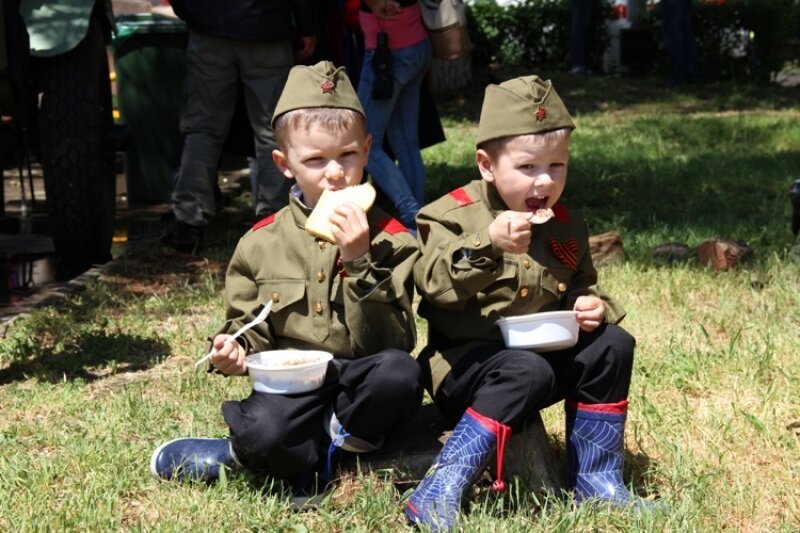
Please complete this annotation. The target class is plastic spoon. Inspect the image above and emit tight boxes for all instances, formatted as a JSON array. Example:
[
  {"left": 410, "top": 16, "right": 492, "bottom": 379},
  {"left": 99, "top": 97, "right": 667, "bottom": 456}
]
[{"left": 194, "top": 301, "right": 273, "bottom": 367}]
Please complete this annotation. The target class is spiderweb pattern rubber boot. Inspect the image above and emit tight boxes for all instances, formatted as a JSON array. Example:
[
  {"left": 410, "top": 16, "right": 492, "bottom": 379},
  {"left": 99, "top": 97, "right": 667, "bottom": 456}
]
[
  {"left": 150, "top": 437, "right": 239, "bottom": 482},
  {"left": 404, "top": 407, "right": 511, "bottom": 532},
  {"left": 566, "top": 400, "right": 652, "bottom": 508}
]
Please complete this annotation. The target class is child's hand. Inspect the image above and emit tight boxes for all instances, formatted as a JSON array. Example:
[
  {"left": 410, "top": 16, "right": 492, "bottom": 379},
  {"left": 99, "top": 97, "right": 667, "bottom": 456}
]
[
  {"left": 210, "top": 334, "right": 248, "bottom": 375},
  {"left": 330, "top": 202, "right": 370, "bottom": 262},
  {"left": 574, "top": 296, "right": 605, "bottom": 332},
  {"left": 489, "top": 211, "right": 534, "bottom": 254}
]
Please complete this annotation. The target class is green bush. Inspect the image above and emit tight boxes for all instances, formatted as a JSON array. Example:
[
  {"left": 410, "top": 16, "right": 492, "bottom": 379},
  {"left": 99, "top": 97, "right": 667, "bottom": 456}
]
[
  {"left": 467, "top": 0, "right": 611, "bottom": 71},
  {"left": 639, "top": 0, "right": 799, "bottom": 82},
  {"left": 467, "top": 0, "right": 798, "bottom": 82}
]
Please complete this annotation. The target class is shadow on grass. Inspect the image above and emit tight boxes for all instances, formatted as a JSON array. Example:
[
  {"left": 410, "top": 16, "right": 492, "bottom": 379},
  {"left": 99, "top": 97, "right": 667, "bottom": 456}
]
[{"left": 0, "top": 331, "right": 170, "bottom": 385}]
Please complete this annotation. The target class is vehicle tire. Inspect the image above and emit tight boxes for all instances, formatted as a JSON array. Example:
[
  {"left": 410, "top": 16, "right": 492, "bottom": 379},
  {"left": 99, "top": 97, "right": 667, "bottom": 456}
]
[{"left": 38, "top": 9, "right": 115, "bottom": 267}]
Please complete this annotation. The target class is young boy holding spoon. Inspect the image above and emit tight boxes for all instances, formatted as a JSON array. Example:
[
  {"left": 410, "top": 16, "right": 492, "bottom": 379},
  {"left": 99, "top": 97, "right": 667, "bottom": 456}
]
[
  {"left": 150, "top": 62, "right": 421, "bottom": 496},
  {"left": 405, "top": 75, "right": 654, "bottom": 530}
]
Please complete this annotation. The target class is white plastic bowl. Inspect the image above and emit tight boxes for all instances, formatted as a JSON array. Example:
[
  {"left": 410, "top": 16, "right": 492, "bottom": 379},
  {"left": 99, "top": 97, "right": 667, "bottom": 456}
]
[
  {"left": 496, "top": 310, "right": 579, "bottom": 351},
  {"left": 245, "top": 350, "right": 333, "bottom": 394}
]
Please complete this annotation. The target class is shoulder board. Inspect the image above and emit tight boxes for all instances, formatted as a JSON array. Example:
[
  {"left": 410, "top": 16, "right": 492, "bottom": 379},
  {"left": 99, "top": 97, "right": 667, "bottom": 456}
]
[
  {"left": 251, "top": 213, "right": 277, "bottom": 231},
  {"left": 553, "top": 202, "right": 569, "bottom": 223},
  {"left": 377, "top": 217, "right": 408, "bottom": 235},
  {"left": 448, "top": 187, "right": 474, "bottom": 207}
]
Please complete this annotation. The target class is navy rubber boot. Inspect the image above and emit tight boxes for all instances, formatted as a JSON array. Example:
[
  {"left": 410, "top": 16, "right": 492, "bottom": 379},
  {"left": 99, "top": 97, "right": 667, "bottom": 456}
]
[
  {"left": 150, "top": 437, "right": 237, "bottom": 482},
  {"left": 566, "top": 400, "right": 653, "bottom": 508},
  {"left": 404, "top": 408, "right": 510, "bottom": 532}
]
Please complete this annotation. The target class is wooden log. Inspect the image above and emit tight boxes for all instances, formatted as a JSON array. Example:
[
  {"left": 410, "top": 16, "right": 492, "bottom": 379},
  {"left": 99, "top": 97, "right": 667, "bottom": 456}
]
[
  {"left": 696, "top": 238, "right": 753, "bottom": 270},
  {"left": 589, "top": 231, "right": 624, "bottom": 265}
]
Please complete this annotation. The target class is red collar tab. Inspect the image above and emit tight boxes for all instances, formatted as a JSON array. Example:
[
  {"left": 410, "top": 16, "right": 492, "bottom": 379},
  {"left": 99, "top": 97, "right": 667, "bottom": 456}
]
[
  {"left": 553, "top": 202, "right": 569, "bottom": 223},
  {"left": 466, "top": 407, "right": 512, "bottom": 493},
  {"left": 377, "top": 217, "right": 408, "bottom": 235},
  {"left": 251, "top": 213, "right": 277, "bottom": 231},
  {"left": 448, "top": 187, "right": 474, "bottom": 207}
]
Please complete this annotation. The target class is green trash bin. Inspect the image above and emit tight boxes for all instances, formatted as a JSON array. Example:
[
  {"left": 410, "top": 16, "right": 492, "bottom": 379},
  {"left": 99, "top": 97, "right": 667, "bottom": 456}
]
[{"left": 113, "top": 14, "right": 187, "bottom": 205}]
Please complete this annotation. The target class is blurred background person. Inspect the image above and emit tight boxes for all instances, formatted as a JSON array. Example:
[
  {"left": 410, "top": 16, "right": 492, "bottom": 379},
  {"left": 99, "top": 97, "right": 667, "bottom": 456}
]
[
  {"left": 569, "top": 0, "right": 601, "bottom": 76},
  {"left": 356, "top": 0, "right": 432, "bottom": 232},
  {"left": 162, "top": 0, "right": 317, "bottom": 252},
  {"left": 661, "top": 0, "right": 698, "bottom": 84}
]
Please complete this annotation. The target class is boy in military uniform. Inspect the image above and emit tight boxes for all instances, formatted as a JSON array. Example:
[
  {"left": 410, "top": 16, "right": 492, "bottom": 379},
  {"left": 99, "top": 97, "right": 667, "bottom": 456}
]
[
  {"left": 405, "top": 75, "right": 651, "bottom": 530},
  {"left": 151, "top": 62, "right": 422, "bottom": 492}
]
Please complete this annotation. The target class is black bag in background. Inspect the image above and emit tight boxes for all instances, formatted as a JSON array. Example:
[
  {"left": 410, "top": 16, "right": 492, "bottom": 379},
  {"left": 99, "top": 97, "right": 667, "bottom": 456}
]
[{"left": 372, "top": 31, "right": 394, "bottom": 100}]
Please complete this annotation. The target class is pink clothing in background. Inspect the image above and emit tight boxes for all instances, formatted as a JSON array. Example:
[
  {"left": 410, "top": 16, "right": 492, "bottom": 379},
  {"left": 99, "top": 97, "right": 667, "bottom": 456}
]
[{"left": 359, "top": 3, "right": 428, "bottom": 50}]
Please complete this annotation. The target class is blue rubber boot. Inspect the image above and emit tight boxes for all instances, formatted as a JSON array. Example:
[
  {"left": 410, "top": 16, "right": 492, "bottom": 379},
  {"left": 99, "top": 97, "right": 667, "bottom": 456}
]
[
  {"left": 405, "top": 408, "right": 510, "bottom": 532},
  {"left": 566, "top": 400, "right": 653, "bottom": 508},
  {"left": 150, "top": 437, "right": 239, "bottom": 482}
]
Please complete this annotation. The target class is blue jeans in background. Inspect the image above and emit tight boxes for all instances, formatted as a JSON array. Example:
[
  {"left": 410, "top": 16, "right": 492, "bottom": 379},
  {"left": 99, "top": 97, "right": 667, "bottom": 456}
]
[{"left": 358, "top": 39, "right": 432, "bottom": 230}]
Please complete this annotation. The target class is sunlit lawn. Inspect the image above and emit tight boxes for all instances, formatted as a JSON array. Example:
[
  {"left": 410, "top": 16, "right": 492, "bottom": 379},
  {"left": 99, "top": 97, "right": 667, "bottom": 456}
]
[{"left": 1, "top": 70, "right": 799, "bottom": 531}]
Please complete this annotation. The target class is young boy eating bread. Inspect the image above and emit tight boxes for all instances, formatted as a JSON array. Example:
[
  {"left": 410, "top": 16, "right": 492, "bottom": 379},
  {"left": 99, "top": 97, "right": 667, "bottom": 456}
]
[{"left": 150, "top": 62, "right": 422, "bottom": 498}]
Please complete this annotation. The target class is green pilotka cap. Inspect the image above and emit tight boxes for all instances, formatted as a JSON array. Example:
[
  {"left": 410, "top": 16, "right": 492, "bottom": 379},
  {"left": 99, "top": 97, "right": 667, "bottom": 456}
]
[
  {"left": 272, "top": 61, "right": 364, "bottom": 126},
  {"left": 476, "top": 75, "right": 575, "bottom": 146}
]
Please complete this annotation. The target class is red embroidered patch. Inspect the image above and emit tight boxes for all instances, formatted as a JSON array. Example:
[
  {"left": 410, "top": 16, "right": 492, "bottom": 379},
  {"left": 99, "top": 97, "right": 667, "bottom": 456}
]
[
  {"left": 535, "top": 106, "right": 547, "bottom": 121},
  {"left": 377, "top": 217, "right": 408, "bottom": 235},
  {"left": 448, "top": 188, "right": 474, "bottom": 207},
  {"left": 550, "top": 239, "right": 579, "bottom": 270},
  {"left": 251, "top": 213, "right": 276, "bottom": 231},
  {"left": 321, "top": 80, "right": 335, "bottom": 94}
]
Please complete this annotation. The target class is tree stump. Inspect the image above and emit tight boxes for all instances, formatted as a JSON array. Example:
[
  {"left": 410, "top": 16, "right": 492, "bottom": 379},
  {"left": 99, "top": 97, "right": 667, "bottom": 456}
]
[
  {"left": 342, "top": 404, "right": 566, "bottom": 494},
  {"left": 488, "top": 412, "right": 566, "bottom": 493}
]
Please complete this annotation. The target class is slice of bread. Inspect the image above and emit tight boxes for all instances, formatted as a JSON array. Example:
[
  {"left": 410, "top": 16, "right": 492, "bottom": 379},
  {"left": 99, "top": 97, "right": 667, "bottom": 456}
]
[{"left": 305, "top": 183, "right": 377, "bottom": 242}]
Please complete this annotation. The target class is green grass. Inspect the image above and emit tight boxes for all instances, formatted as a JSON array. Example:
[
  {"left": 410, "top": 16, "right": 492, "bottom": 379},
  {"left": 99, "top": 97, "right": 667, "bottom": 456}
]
[{"left": 2, "top": 70, "right": 799, "bottom": 531}]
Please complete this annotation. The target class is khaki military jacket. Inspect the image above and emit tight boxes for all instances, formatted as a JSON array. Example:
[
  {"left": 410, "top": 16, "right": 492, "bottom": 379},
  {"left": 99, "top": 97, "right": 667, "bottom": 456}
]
[
  {"left": 215, "top": 194, "right": 419, "bottom": 358},
  {"left": 414, "top": 180, "right": 625, "bottom": 395}
]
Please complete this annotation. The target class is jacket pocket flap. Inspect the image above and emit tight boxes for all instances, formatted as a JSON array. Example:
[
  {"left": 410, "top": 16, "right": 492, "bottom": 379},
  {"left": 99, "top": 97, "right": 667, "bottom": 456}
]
[{"left": 258, "top": 279, "right": 306, "bottom": 313}]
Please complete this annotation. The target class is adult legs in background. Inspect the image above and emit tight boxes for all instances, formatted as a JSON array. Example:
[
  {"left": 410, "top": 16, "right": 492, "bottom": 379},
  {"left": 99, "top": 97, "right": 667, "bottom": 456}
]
[
  {"left": 569, "top": 0, "right": 600, "bottom": 76},
  {"left": 358, "top": 40, "right": 432, "bottom": 229},
  {"left": 384, "top": 42, "right": 432, "bottom": 206},
  {"left": 661, "top": 0, "right": 698, "bottom": 84},
  {"left": 238, "top": 40, "right": 294, "bottom": 218},
  {"left": 171, "top": 31, "right": 239, "bottom": 228}
]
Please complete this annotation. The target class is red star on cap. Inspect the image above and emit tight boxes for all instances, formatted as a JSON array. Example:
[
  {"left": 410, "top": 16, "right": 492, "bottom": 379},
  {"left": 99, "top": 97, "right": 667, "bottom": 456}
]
[
  {"left": 321, "top": 80, "right": 335, "bottom": 94},
  {"left": 535, "top": 106, "right": 547, "bottom": 121}
]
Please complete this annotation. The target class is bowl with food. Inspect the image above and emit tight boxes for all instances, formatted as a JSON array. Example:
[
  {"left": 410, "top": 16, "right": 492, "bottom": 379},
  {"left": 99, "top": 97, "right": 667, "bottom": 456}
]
[
  {"left": 496, "top": 310, "right": 579, "bottom": 351},
  {"left": 245, "top": 350, "right": 334, "bottom": 394}
]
